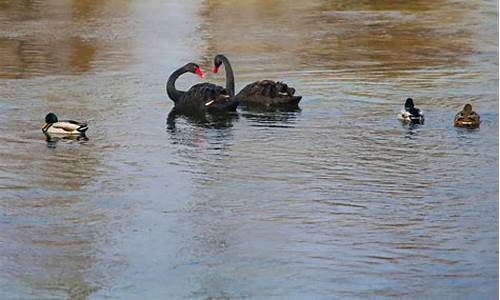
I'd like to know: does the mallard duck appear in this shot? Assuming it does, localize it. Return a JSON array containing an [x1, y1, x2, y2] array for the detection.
[[454, 104, 480, 128], [42, 112, 88, 135], [398, 98, 424, 124]]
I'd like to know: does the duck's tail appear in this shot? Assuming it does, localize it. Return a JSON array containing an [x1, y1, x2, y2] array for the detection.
[[77, 124, 88, 133]]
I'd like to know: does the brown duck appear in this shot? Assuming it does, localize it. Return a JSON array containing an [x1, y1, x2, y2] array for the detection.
[[454, 104, 480, 129]]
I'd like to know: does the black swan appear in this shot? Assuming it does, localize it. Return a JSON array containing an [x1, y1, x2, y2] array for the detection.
[[166, 62, 238, 113], [398, 98, 424, 125], [212, 54, 235, 97], [454, 103, 480, 128], [212, 55, 302, 110]]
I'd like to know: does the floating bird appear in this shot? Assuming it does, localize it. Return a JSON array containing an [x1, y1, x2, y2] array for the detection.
[[212, 55, 301, 110], [454, 104, 480, 128], [166, 62, 238, 113], [42, 112, 88, 135], [398, 98, 424, 125]]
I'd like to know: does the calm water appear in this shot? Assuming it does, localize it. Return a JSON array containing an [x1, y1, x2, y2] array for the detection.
[[0, 0, 498, 299]]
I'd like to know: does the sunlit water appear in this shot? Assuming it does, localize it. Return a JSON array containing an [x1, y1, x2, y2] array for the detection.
[[0, 0, 498, 299]]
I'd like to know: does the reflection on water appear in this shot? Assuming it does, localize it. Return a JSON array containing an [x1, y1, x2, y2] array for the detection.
[[0, 0, 130, 78], [44, 133, 89, 149], [0, 1, 132, 299], [241, 111, 300, 128], [166, 108, 238, 131], [0, 0, 498, 299], [403, 123, 424, 139], [200, 0, 474, 71]]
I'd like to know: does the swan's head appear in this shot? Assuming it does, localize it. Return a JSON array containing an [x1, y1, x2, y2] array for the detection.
[[212, 54, 225, 73], [45, 112, 58, 124], [404, 98, 415, 109], [185, 62, 204, 78]]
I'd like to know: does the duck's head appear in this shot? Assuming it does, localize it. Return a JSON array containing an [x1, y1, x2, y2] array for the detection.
[[42, 112, 58, 131], [463, 103, 473, 116], [45, 112, 58, 124], [404, 98, 415, 109]]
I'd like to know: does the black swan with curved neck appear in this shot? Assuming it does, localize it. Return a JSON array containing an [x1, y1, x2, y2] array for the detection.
[[212, 54, 235, 97], [212, 55, 302, 110], [166, 62, 238, 113]]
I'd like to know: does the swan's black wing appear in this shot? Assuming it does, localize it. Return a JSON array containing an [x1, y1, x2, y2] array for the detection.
[[184, 83, 224, 100], [238, 80, 279, 97], [177, 83, 223, 108], [236, 80, 302, 108], [176, 83, 237, 113]]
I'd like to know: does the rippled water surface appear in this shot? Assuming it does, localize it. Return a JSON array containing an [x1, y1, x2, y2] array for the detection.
[[0, 0, 498, 299]]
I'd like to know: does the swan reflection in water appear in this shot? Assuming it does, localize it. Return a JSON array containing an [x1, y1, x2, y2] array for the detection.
[[241, 109, 301, 129], [166, 108, 238, 150], [44, 133, 89, 148], [166, 108, 238, 130]]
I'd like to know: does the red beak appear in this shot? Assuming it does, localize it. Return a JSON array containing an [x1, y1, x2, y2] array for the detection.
[[212, 66, 220, 73], [194, 66, 205, 78]]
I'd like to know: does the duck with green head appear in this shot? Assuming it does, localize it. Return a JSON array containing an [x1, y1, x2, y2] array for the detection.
[[42, 112, 88, 135], [398, 98, 424, 125]]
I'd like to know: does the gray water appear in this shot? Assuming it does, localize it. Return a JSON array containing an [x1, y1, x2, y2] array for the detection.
[[0, 0, 498, 299]]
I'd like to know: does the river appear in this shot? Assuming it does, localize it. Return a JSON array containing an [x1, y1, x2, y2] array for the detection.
[[0, 0, 498, 299]]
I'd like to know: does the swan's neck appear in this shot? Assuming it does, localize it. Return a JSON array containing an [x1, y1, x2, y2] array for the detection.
[[166, 67, 186, 102], [220, 56, 235, 96]]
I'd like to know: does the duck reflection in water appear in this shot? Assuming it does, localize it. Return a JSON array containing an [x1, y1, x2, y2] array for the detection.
[[44, 133, 89, 148], [403, 123, 422, 140]]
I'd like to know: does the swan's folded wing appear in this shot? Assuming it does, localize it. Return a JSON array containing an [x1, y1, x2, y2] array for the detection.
[[245, 80, 276, 96]]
